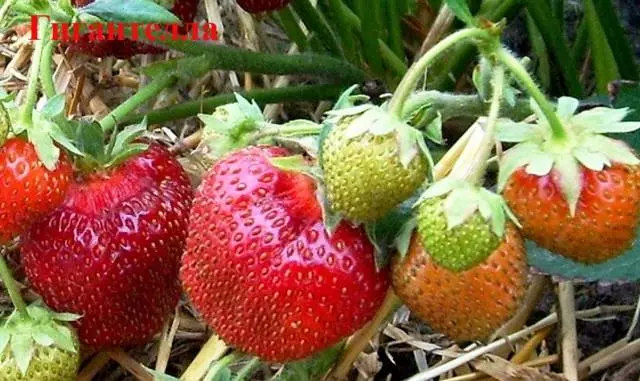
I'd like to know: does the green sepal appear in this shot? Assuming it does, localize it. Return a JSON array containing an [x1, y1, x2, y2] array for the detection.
[[316, 185, 342, 237], [365, 198, 415, 270], [394, 217, 417, 259], [103, 118, 149, 168], [77, 0, 181, 24], [0, 304, 79, 376], [423, 111, 443, 145], [143, 55, 212, 86], [416, 178, 518, 238], [269, 155, 323, 181], [274, 135, 320, 159], [271, 342, 344, 381]]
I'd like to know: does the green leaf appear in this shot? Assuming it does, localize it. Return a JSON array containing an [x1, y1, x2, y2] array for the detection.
[[109, 118, 148, 157], [11, 333, 34, 375], [527, 233, 640, 281], [78, 0, 180, 24], [50, 123, 84, 157], [41, 94, 66, 119], [75, 121, 106, 161], [105, 143, 148, 168], [611, 81, 640, 150], [445, 0, 476, 26]]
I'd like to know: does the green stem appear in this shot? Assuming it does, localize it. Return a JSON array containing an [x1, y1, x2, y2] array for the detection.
[[327, 0, 358, 64], [40, 40, 58, 98], [20, 17, 49, 126], [0, 252, 28, 318], [388, 28, 488, 117], [232, 358, 261, 381], [99, 75, 177, 132], [336, 1, 408, 76], [355, 0, 384, 75], [0, 0, 17, 25], [249, 122, 323, 144], [290, 0, 343, 57], [467, 65, 504, 185], [126, 84, 346, 125], [275, 7, 310, 52], [495, 47, 567, 141], [402, 90, 533, 126], [143, 32, 365, 83], [204, 353, 240, 381]]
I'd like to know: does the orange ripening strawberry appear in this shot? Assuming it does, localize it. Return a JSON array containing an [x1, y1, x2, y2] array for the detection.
[[392, 225, 528, 342], [496, 97, 640, 264], [503, 164, 640, 263], [0, 138, 73, 245]]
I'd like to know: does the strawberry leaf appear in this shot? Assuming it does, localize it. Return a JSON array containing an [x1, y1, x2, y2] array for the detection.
[[445, 0, 476, 26], [78, 0, 181, 24], [527, 233, 640, 281]]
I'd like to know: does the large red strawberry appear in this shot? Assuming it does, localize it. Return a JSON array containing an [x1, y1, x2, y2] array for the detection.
[[69, 0, 199, 58], [236, 0, 291, 13], [21, 143, 193, 349], [181, 146, 388, 362], [0, 138, 73, 245]]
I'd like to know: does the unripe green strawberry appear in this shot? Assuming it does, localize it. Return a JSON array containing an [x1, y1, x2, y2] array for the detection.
[[322, 106, 431, 223], [417, 197, 501, 272], [0, 305, 80, 381], [0, 344, 79, 381], [412, 178, 519, 272]]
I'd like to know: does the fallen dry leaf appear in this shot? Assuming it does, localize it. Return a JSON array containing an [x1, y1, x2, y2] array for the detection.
[[473, 354, 567, 381]]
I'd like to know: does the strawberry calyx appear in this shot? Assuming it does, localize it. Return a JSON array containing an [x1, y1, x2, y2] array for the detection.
[[0, 303, 79, 376], [497, 96, 640, 216]]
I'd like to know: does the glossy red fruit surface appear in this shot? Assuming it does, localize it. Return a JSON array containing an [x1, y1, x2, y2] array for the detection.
[[69, 0, 199, 58], [236, 0, 291, 13], [503, 164, 640, 263], [21, 144, 193, 349], [181, 146, 389, 362], [0, 138, 73, 245]]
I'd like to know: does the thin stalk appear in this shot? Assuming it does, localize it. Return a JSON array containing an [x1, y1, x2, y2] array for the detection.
[[354, 0, 384, 75], [0, 252, 28, 318], [232, 358, 260, 381], [388, 28, 488, 117], [20, 17, 49, 126], [126, 84, 346, 125], [327, 0, 358, 64], [526, 0, 584, 97], [495, 47, 568, 142], [99, 75, 177, 132], [40, 40, 58, 98], [333, 1, 408, 75], [386, 0, 405, 60], [249, 122, 323, 143], [275, 7, 310, 52], [290, 0, 343, 57], [466, 65, 504, 185], [145, 32, 364, 83]]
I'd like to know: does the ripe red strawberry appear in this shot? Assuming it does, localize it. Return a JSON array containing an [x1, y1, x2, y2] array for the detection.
[[236, 0, 291, 13], [21, 143, 193, 349], [503, 164, 640, 263], [69, 0, 199, 58], [181, 146, 389, 362], [0, 138, 73, 245], [392, 225, 528, 342]]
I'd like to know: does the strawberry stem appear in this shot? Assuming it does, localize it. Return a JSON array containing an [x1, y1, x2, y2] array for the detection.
[[204, 352, 240, 380], [40, 39, 58, 99], [248, 123, 323, 144], [466, 64, 505, 185], [494, 47, 569, 142], [0, 250, 28, 318], [19, 16, 50, 127], [388, 28, 489, 118], [99, 75, 177, 133]]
